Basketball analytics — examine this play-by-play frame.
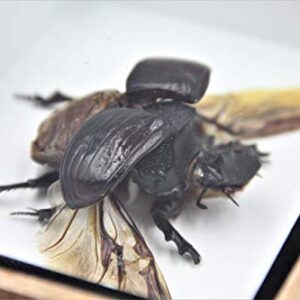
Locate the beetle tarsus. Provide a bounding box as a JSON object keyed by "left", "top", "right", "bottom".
{"left": 0, "top": 171, "right": 59, "bottom": 193}
{"left": 15, "top": 91, "right": 72, "bottom": 107}
{"left": 197, "top": 202, "right": 208, "bottom": 210}
{"left": 10, "top": 207, "right": 56, "bottom": 223}
{"left": 196, "top": 188, "right": 208, "bottom": 209}
{"left": 152, "top": 211, "right": 201, "bottom": 264}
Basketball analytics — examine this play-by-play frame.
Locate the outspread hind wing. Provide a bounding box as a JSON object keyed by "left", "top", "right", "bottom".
{"left": 198, "top": 89, "right": 300, "bottom": 140}
{"left": 40, "top": 182, "right": 171, "bottom": 300}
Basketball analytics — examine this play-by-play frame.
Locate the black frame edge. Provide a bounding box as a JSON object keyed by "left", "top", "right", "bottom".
{"left": 255, "top": 215, "right": 300, "bottom": 299}
{"left": 0, "top": 255, "right": 141, "bottom": 300}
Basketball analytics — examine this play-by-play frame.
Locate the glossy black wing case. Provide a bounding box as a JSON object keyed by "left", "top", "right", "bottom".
{"left": 60, "top": 108, "right": 169, "bottom": 209}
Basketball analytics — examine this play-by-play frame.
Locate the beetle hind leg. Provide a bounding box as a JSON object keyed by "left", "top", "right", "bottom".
{"left": 15, "top": 91, "right": 73, "bottom": 107}
{"left": 151, "top": 197, "right": 201, "bottom": 264}
{"left": 0, "top": 171, "right": 59, "bottom": 193}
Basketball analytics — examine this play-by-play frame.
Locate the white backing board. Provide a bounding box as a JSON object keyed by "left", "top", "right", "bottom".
{"left": 0, "top": 2, "right": 299, "bottom": 299}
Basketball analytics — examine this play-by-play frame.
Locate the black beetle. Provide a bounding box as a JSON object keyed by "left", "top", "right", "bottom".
{"left": 1, "top": 58, "right": 264, "bottom": 265}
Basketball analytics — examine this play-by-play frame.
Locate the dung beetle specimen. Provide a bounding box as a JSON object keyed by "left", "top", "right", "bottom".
{"left": 58, "top": 58, "right": 263, "bottom": 264}
{"left": 1, "top": 58, "right": 264, "bottom": 265}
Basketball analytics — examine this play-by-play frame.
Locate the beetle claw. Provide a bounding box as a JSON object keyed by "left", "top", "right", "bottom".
{"left": 196, "top": 188, "right": 208, "bottom": 209}
{"left": 152, "top": 211, "right": 202, "bottom": 264}
{"left": 178, "top": 241, "right": 201, "bottom": 264}
{"left": 197, "top": 203, "right": 208, "bottom": 210}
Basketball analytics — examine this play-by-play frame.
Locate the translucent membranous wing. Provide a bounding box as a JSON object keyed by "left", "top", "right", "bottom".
{"left": 197, "top": 89, "right": 300, "bottom": 139}
{"left": 40, "top": 183, "right": 171, "bottom": 300}
{"left": 60, "top": 108, "right": 169, "bottom": 209}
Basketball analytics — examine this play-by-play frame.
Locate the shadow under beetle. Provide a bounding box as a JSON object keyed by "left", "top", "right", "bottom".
{"left": 1, "top": 58, "right": 265, "bottom": 264}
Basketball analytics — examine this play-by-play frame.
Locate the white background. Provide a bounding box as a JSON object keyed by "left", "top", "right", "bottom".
{"left": 1, "top": 1, "right": 300, "bottom": 77}
{"left": 0, "top": 2, "right": 299, "bottom": 299}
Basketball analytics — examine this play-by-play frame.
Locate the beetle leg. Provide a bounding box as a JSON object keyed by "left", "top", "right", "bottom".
{"left": 0, "top": 171, "right": 58, "bottom": 193}
{"left": 15, "top": 91, "right": 73, "bottom": 107}
{"left": 196, "top": 188, "right": 208, "bottom": 209}
{"left": 10, "top": 207, "right": 57, "bottom": 223}
{"left": 223, "top": 188, "right": 240, "bottom": 207}
{"left": 151, "top": 197, "right": 201, "bottom": 264}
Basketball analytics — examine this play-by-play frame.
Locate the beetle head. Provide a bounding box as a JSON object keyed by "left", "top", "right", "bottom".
{"left": 192, "top": 141, "right": 265, "bottom": 195}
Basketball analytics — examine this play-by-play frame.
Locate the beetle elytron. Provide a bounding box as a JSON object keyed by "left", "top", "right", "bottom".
{"left": 1, "top": 58, "right": 265, "bottom": 265}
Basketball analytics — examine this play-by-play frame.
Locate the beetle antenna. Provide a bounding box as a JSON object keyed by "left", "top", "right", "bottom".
{"left": 196, "top": 188, "right": 208, "bottom": 209}
{"left": 223, "top": 189, "right": 239, "bottom": 207}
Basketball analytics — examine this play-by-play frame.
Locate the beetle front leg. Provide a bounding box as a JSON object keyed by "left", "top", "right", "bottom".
{"left": 15, "top": 91, "right": 73, "bottom": 107}
{"left": 151, "top": 197, "right": 201, "bottom": 264}
{"left": 0, "top": 171, "right": 59, "bottom": 193}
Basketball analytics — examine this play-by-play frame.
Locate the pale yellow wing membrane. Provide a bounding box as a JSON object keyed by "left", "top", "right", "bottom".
{"left": 40, "top": 183, "right": 171, "bottom": 300}
{"left": 197, "top": 89, "right": 300, "bottom": 139}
